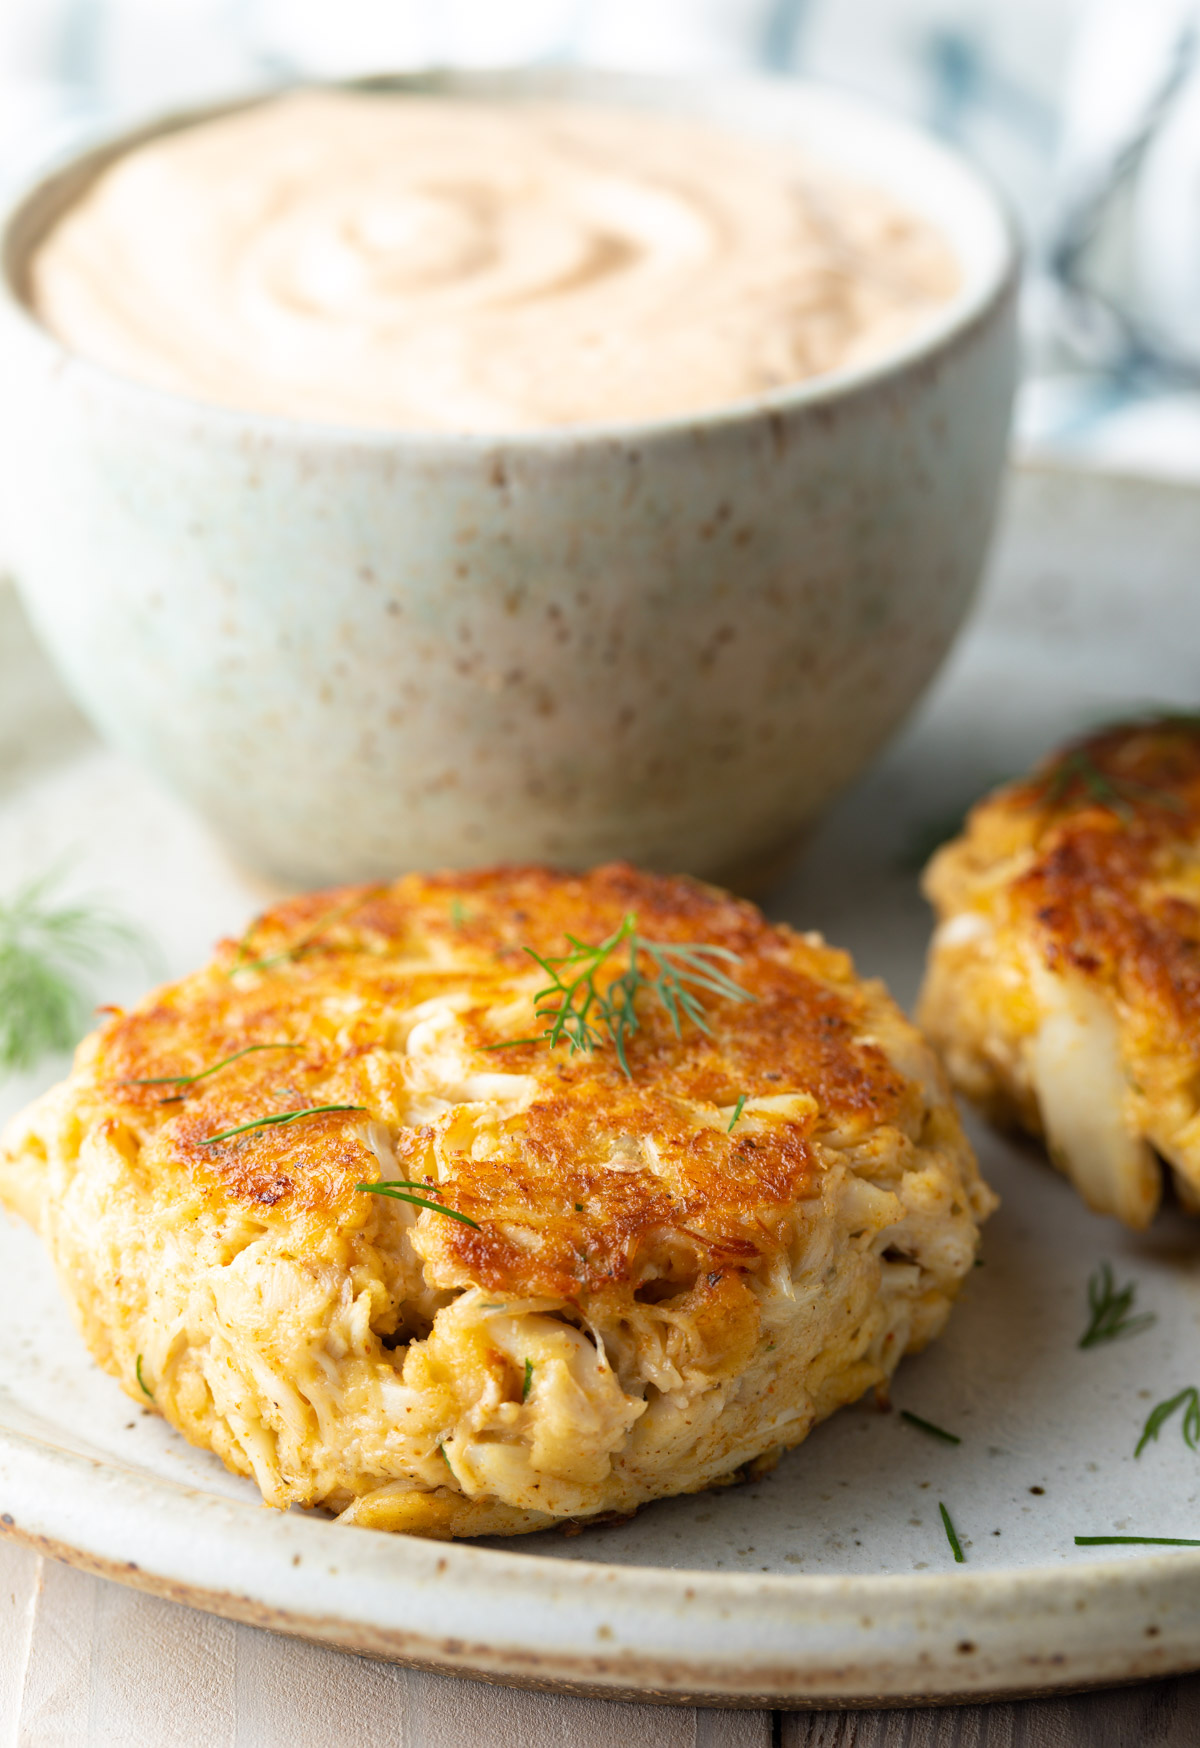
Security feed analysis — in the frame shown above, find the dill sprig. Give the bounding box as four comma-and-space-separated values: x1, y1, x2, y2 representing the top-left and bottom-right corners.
135, 1354, 154, 1401
901, 1410, 961, 1446
122, 1041, 301, 1102
1079, 1261, 1156, 1349
356, 1179, 480, 1229
1135, 1387, 1200, 1458
1075, 1535, 1200, 1547
485, 912, 753, 1078
0, 868, 149, 1075
727, 1094, 747, 1133
522, 1358, 534, 1401
939, 1502, 965, 1563
1038, 750, 1181, 821
232, 888, 384, 976
199, 1104, 366, 1146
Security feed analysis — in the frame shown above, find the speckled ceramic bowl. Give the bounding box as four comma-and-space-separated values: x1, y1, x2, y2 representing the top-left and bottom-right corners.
0, 69, 1017, 889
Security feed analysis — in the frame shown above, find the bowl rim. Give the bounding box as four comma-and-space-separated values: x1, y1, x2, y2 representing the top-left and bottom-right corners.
0, 64, 1021, 453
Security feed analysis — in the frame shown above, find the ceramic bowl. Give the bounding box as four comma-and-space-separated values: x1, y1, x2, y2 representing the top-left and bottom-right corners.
0, 69, 1017, 889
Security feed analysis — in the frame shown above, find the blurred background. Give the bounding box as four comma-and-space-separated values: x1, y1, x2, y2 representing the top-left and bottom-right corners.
2, 0, 1199, 477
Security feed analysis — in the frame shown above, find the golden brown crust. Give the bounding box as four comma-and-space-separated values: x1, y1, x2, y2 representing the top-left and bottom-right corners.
998, 722, 1200, 1032
919, 718, 1200, 1226
4, 862, 991, 1532
83, 863, 915, 1300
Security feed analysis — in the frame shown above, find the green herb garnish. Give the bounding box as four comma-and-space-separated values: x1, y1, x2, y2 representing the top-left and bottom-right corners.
233, 889, 383, 976
1079, 1261, 1156, 1349
939, 1502, 965, 1563
727, 1094, 747, 1133
135, 1354, 154, 1401
901, 1410, 961, 1446
356, 1179, 480, 1229
1075, 1535, 1200, 1546
522, 1359, 534, 1402
199, 1104, 366, 1145
484, 912, 753, 1078
1038, 750, 1181, 821
0, 869, 149, 1075
450, 898, 468, 930
1135, 1387, 1200, 1458
438, 1443, 456, 1481
122, 1041, 301, 1101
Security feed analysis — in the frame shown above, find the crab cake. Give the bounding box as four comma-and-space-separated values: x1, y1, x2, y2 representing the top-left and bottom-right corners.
1, 864, 992, 1538
919, 718, 1200, 1230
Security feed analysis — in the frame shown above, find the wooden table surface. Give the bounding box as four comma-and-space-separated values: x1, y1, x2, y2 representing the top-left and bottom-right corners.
3, 1540, 1196, 1746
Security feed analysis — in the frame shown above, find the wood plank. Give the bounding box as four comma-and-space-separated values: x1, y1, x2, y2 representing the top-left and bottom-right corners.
1010, 1679, 1200, 1747
0, 1540, 40, 1748
234, 1608, 773, 1746
233, 1623, 410, 1748
397, 1666, 772, 1747
14, 1559, 95, 1747
88, 1571, 237, 1746
16, 1560, 238, 1748
694, 1712, 775, 1747
782, 1677, 1200, 1746
8, 1557, 772, 1748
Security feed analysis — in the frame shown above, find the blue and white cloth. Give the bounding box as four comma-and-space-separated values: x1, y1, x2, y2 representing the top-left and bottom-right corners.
4, 0, 1200, 475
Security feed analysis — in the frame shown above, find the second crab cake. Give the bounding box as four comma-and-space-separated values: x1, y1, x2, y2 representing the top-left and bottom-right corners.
1, 862, 992, 1538
918, 717, 1200, 1229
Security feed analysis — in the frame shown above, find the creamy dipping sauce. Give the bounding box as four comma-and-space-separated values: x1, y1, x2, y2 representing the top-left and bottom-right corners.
31, 91, 959, 432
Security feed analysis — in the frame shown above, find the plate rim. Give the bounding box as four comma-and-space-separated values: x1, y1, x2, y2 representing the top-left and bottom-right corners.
6, 461, 1200, 1703
0, 1408, 1197, 1705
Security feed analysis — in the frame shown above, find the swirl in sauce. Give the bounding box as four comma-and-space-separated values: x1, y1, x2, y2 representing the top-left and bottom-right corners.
31, 92, 960, 432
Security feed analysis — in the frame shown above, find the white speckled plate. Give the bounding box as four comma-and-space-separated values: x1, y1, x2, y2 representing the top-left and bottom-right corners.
2, 463, 1200, 1706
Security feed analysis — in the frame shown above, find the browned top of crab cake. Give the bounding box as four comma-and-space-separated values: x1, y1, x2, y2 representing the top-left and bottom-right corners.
926, 719, 1200, 1051
60, 862, 926, 1306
